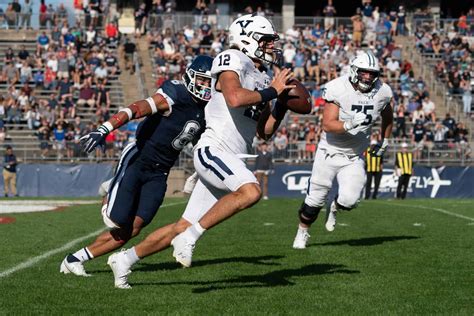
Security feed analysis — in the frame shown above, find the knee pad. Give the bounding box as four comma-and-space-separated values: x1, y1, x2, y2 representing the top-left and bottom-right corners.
335, 195, 357, 211
101, 204, 120, 229
298, 203, 322, 225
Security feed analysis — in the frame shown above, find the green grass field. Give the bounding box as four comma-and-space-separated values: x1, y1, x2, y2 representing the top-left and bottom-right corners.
1, 198, 473, 315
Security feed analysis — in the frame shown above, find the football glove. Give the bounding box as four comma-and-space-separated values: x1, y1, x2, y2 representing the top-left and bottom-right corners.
80, 124, 111, 154
369, 138, 389, 157
343, 112, 367, 131
183, 172, 198, 194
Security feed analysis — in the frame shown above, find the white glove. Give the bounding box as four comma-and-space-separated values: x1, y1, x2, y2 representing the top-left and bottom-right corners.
343, 112, 367, 131
370, 138, 389, 157
183, 172, 198, 194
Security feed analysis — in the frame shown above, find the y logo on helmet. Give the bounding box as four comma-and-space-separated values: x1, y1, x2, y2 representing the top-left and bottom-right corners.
236, 20, 253, 35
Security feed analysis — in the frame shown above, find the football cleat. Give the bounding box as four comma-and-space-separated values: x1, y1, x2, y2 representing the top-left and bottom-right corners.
171, 234, 195, 268
107, 251, 132, 289
292, 229, 310, 249
325, 202, 338, 232
60, 255, 91, 277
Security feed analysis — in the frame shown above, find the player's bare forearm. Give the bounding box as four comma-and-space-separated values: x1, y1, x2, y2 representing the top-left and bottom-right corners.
322, 102, 347, 134
106, 93, 169, 131
218, 71, 265, 108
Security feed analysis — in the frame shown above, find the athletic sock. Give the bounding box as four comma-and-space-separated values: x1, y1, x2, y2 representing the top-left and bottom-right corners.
70, 247, 94, 263
298, 224, 309, 232
124, 247, 140, 266
186, 223, 206, 243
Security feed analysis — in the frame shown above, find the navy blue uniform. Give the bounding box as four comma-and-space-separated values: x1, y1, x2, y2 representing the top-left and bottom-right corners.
106, 80, 206, 227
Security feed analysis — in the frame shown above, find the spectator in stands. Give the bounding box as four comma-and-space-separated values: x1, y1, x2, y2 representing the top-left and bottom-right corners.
85, 25, 96, 47
77, 81, 96, 108
123, 36, 136, 75
18, 61, 32, 85
207, 0, 219, 28
25, 105, 41, 130
421, 96, 436, 121
3, 145, 18, 197
305, 123, 318, 160
254, 142, 273, 200
323, 0, 336, 31
442, 113, 456, 131
448, 67, 462, 96
56, 3, 68, 21
385, 57, 400, 81
3, 62, 19, 85
397, 6, 406, 35
4, 47, 14, 64
53, 120, 66, 159
394, 103, 407, 139
273, 130, 288, 159
44, 66, 57, 90
88, 0, 100, 28
351, 14, 364, 48
412, 120, 425, 160
412, 104, 425, 123
62, 95, 76, 119
293, 49, 306, 81
37, 31, 50, 51
5, 3, 17, 29
461, 78, 472, 115
134, 3, 147, 37
94, 61, 108, 84
95, 80, 110, 110
17, 45, 30, 63
57, 77, 73, 101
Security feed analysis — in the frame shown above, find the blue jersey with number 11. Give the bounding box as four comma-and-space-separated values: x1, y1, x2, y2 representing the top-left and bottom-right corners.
135, 80, 206, 169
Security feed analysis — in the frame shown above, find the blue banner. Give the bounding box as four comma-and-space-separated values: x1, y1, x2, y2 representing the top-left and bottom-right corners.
0, 164, 114, 197
268, 164, 474, 199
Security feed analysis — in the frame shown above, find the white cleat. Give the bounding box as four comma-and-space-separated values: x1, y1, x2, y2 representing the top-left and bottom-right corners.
292, 229, 311, 249
171, 234, 195, 268
107, 252, 132, 289
60, 256, 91, 277
325, 202, 337, 232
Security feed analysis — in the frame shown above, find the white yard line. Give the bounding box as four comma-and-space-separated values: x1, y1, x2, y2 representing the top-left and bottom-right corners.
373, 201, 474, 222
0, 201, 187, 279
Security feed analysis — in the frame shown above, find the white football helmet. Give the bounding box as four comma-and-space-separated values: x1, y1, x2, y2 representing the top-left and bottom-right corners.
228, 13, 282, 66
349, 51, 381, 92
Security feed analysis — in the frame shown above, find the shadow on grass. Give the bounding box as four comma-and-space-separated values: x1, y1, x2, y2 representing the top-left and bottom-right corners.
87, 255, 285, 274
312, 236, 420, 247
134, 263, 359, 292
135, 255, 286, 272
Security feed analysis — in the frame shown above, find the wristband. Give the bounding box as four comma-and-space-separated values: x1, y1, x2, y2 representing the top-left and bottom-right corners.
271, 101, 288, 120
257, 87, 278, 103
99, 122, 113, 134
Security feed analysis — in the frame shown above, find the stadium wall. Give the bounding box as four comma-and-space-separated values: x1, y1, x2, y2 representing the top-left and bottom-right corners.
0, 164, 472, 198
271, 165, 474, 199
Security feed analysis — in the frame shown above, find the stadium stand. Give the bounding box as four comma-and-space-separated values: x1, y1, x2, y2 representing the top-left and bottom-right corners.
0, 2, 472, 166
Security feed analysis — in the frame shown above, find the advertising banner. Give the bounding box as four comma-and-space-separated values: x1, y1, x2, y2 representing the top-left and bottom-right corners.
269, 165, 473, 199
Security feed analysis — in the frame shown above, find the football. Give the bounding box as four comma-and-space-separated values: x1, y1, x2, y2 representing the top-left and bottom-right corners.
278, 79, 312, 114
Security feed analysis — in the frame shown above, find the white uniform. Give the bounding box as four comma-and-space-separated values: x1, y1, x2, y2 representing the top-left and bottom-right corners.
182, 49, 271, 223
305, 75, 393, 208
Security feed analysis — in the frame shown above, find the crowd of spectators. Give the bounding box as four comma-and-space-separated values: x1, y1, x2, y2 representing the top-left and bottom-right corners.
0, 1, 122, 160
415, 7, 473, 117
0, 1, 471, 163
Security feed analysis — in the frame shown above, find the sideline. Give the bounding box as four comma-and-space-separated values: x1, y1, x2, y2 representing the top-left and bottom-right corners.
372, 200, 474, 222
0, 201, 187, 278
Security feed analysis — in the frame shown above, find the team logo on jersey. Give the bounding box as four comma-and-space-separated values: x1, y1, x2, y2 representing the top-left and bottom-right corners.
236, 20, 253, 35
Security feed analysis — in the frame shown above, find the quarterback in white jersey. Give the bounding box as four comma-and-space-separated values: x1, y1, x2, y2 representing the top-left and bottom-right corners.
292, 51, 393, 249
105, 13, 295, 288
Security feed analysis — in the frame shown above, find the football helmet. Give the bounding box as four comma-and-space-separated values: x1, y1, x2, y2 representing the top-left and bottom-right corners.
228, 13, 282, 66
183, 55, 213, 102
349, 51, 380, 92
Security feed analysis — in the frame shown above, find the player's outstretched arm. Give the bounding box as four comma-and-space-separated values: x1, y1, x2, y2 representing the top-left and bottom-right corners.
80, 93, 170, 153
218, 68, 295, 108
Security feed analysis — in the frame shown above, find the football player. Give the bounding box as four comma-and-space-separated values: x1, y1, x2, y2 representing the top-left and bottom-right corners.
107, 13, 295, 288
59, 56, 213, 277
292, 51, 394, 249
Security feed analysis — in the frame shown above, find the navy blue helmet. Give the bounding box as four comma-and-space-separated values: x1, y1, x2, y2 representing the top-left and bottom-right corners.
183, 55, 213, 102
